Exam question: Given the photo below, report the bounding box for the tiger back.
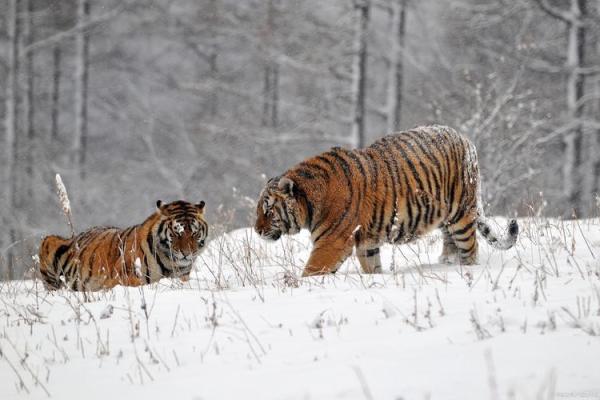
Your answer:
[38,200,209,291]
[255,125,518,276]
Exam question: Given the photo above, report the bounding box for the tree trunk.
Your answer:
[51,46,62,140]
[262,0,278,128]
[208,51,218,117]
[262,64,271,127]
[7,0,20,208]
[24,0,35,202]
[386,0,406,134]
[563,0,586,217]
[351,0,369,148]
[592,0,600,206]
[4,0,20,279]
[208,0,218,117]
[271,63,279,128]
[73,0,90,179]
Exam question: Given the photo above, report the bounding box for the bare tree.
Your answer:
[51,46,62,140]
[208,0,219,117]
[385,0,407,134]
[4,0,18,205]
[533,0,592,216]
[73,0,90,179]
[591,0,600,199]
[3,0,20,278]
[23,0,35,202]
[262,0,279,128]
[351,0,370,147]
[271,62,279,128]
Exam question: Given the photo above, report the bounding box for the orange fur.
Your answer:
[255,125,518,276]
[38,200,208,291]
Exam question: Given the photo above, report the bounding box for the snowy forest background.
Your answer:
[1,0,600,279]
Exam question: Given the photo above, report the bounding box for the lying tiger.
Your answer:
[38,200,209,291]
[255,125,518,277]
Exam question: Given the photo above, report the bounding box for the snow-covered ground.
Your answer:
[1,217,599,400]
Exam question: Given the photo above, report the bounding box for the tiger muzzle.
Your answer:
[255,227,281,241]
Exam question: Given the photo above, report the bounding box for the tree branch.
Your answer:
[577,66,600,76]
[526,58,565,74]
[22,4,126,55]
[531,0,573,23]
[534,120,582,146]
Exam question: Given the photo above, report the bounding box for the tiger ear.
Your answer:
[197,200,205,212]
[156,200,168,216]
[278,177,295,197]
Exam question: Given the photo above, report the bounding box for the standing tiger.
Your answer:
[38,200,209,291]
[255,125,518,277]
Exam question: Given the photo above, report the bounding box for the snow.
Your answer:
[1,218,600,399]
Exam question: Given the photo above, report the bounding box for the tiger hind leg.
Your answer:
[445,213,479,265]
[438,227,459,264]
[356,247,383,273]
[38,263,64,290]
[38,238,66,290]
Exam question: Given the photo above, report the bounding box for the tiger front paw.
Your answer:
[301,267,334,277]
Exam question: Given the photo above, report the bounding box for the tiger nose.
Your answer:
[182,243,195,255]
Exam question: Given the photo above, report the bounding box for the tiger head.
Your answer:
[255,176,306,241]
[155,200,209,274]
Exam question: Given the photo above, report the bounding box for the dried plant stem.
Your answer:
[54,174,76,240]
